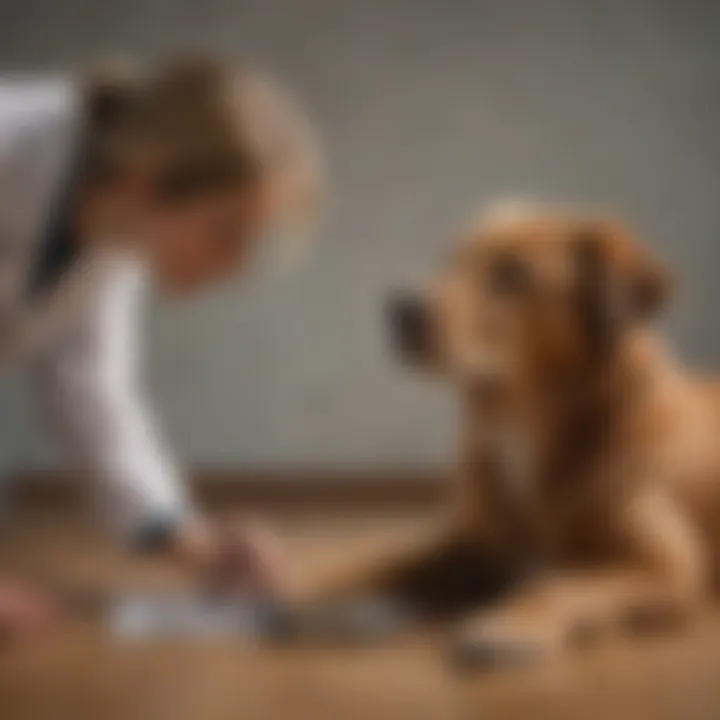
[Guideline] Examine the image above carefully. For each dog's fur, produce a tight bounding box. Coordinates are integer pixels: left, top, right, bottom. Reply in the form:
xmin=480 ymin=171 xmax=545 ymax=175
xmin=310 ymin=201 xmax=720 ymax=666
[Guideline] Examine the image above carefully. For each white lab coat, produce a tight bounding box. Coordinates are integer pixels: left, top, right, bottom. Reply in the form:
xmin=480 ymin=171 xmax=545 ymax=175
xmin=0 ymin=78 xmax=190 ymax=543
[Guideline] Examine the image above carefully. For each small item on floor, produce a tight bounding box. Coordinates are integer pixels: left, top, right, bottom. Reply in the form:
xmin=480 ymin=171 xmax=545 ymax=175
xmin=35 ymin=578 xmax=273 ymax=640
xmin=105 ymin=594 xmax=415 ymax=642
xmin=109 ymin=593 xmax=285 ymax=640
xmin=38 ymin=574 xmax=417 ymax=643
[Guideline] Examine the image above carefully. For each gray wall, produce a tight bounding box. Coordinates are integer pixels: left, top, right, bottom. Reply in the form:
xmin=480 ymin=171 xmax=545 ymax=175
xmin=0 ymin=0 xmax=719 ymax=470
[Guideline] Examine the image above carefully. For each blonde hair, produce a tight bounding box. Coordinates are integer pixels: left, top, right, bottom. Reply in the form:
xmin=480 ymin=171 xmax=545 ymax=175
xmin=82 ymin=55 xmax=324 ymax=239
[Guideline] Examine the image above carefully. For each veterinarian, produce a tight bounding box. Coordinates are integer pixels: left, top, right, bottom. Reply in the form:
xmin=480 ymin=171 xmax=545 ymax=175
xmin=0 ymin=55 xmax=321 ymax=639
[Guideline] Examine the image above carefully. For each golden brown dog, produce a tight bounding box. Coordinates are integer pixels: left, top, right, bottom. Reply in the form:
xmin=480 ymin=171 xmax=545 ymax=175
xmin=310 ymin=201 xmax=720 ymax=668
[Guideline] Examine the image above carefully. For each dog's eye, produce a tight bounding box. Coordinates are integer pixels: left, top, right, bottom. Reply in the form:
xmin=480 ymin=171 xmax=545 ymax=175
xmin=485 ymin=253 xmax=529 ymax=296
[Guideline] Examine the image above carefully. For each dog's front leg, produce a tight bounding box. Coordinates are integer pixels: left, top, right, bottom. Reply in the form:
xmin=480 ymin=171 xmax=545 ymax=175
xmin=260 ymin=522 xmax=519 ymax=644
xmin=450 ymin=491 xmax=708 ymax=669
xmin=302 ymin=520 xmax=518 ymax=618
xmin=298 ymin=454 xmax=524 ymax=618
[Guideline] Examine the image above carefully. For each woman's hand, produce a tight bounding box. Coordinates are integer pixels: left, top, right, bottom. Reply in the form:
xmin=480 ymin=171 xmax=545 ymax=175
xmin=171 ymin=517 xmax=284 ymax=598
xmin=0 ymin=578 xmax=57 ymax=643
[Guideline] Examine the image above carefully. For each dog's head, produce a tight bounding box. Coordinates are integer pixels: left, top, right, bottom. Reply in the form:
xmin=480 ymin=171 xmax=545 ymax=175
xmin=388 ymin=202 xmax=672 ymax=394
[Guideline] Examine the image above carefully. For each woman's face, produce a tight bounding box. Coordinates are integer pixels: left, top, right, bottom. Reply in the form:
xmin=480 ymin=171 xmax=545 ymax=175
xmin=145 ymin=185 xmax=270 ymax=295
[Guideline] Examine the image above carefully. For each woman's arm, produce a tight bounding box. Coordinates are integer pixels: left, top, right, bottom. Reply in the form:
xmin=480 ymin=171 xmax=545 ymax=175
xmin=30 ymin=249 xmax=194 ymax=546
xmin=30 ymin=248 xmax=280 ymax=593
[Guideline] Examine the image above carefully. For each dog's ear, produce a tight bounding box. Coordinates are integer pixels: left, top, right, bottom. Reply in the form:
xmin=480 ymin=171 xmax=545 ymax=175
xmin=573 ymin=219 xmax=672 ymax=353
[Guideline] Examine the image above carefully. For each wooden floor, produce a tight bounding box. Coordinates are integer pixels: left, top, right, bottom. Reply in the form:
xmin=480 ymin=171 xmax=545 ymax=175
xmin=1 ymin=507 xmax=720 ymax=720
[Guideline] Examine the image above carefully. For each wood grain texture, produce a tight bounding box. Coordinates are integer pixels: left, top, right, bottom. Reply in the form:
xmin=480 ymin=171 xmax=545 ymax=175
xmin=1 ymin=508 xmax=720 ymax=720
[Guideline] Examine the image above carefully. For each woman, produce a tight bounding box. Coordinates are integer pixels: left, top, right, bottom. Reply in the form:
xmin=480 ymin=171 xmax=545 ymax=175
xmin=0 ymin=55 xmax=322 ymax=639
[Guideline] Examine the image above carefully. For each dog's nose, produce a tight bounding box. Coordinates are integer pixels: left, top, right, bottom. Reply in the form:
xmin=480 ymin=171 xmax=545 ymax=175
xmin=387 ymin=293 xmax=430 ymax=356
